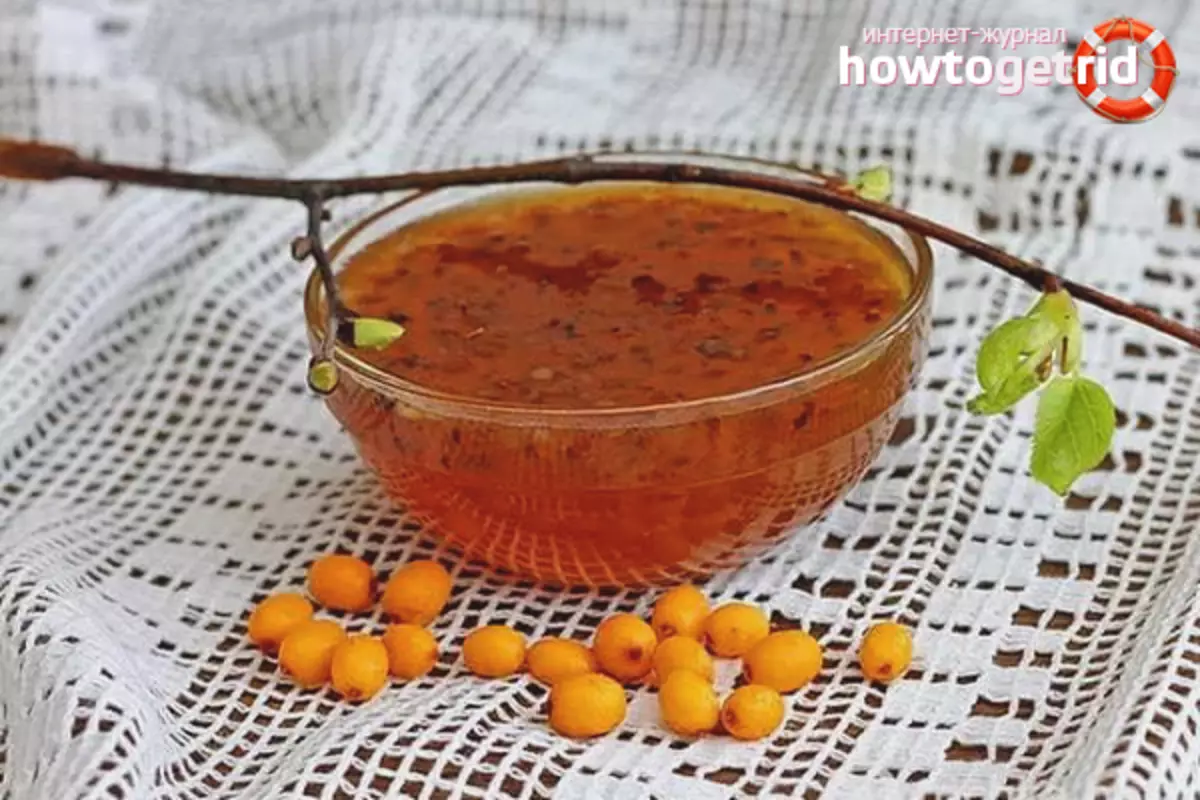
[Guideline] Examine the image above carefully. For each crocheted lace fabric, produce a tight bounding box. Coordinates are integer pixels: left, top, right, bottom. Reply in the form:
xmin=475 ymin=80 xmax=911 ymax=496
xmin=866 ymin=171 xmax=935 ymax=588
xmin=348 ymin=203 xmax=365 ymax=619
xmin=1 ymin=0 xmax=1199 ymax=797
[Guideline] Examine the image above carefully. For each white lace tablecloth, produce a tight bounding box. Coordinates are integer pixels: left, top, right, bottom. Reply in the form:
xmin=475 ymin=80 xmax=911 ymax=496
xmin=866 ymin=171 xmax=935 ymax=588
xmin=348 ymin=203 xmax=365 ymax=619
xmin=2 ymin=1 xmax=1200 ymax=797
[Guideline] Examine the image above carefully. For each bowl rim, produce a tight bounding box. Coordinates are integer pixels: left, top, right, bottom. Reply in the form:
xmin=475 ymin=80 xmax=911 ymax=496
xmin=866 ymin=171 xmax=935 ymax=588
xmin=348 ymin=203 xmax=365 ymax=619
xmin=303 ymin=151 xmax=933 ymax=422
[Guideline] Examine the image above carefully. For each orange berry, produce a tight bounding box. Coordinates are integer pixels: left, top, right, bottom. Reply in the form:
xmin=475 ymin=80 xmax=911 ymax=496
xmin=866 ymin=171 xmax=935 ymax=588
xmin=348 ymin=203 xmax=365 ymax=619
xmin=593 ymin=614 xmax=657 ymax=683
xmin=331 ymin=635 xmax=390 ymax=702
xmin=381 ymin=560 xmax=452 ymax=626
xmin=308 ymin=554 xmax=374 ymax=612
xmin=526 ymin=638 xmax=597 ymax=686
xmin=658 ymin=670 xmax=720 ymax=736
xmin=462 ymin=625 xmax=526 ymax=678
xmin=742 ymin=630 xmax=823 ymax=693
xmin=720 ymin=685 xmax=785 ymax=741
xmin=858 ymin=622 xmax=913 ymax=683
xmin=247 ymin=592 xmax=313 ymax=653
xmin=652 ymin=636 xmax=714 ymax=684
xmin=704 ymin=602 xmax=770 ymax=657
xmin=382 ymin=623 xmax=440 ymax=680
xmin=279 ymin=619 xmax=346 ymax=688
xmin=549 ymin=673 xmax=627 ymax=738
xmin=652 ymin=585 xmax=710 ymax=640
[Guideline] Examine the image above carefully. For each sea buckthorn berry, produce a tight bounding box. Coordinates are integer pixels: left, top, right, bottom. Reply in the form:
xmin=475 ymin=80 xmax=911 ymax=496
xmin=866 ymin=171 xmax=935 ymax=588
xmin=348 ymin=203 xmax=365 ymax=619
xmin=549 ymin=673 xmax=627 ymax=738
xmin=593 ymin=613 xmax=657 ymax=683
xmin=462 ymin=625 xmax=527 ymax=678
xmin=859 ymin=622 xmax=913 ymax=683
xmin=331 ymin=635 xmax=390 ymax=702
xmin=308 ymin=554 xmax=374 ymax=612
xmin=742 ymin=630 xmax=823 ymax=693
xmin=720 ymin=684 xmax=785 ymax=741
xmin=382 ymin=623 xmax=439 ymax=680
xmin=381 ymin=560 xmax=452 ymax=626
xmin=704 ymin=602 xmax=770 ymax=658
xmin=279 ymin=619 xmax=346 ymax=688
xmin=651 ymin=585 xmax=710 ymax=641
xmin=652 ymin=635 xmax=714 ymax=684
xmin=527 ymin=638 xmax=597 ymax=686
xmin=658 ymin=670 xmax=720 ymax=736
xmin=248 ymin=592 xmax=314 ymax=653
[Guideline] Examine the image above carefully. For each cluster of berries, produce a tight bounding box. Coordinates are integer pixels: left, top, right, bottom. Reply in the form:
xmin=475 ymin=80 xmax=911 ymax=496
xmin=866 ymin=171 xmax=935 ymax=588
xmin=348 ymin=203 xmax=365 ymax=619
xmin=246 ymin=556 xmax=913 ymax=740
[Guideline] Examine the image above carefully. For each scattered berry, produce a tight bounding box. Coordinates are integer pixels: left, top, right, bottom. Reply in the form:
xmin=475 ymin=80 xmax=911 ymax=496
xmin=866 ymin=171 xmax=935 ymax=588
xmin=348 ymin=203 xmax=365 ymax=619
xmin=742 ymin=630 xmax=823 ymax=693
xmin=858 ymin=622 xmax=913 ymax=683
xmin=279 ymin=619 xmax=346 ymax=688
xmin=526 ymin=638 xmax=597 ymax=686
xmin=331 ymin=635 xmax=390 ymax=701
xmin=652 ymin=635 xmax=714 ymax=684
xmin=593 ymin=613 xmax=657 ymax=682
xmin=720 ymin=684 xmax=785 ymax=741
xmin=651 ymin=585 xmax=710 ymax=640
xmin=381 ymin=560 xmax=452 ymax=626
xmin=658 ymin=670 xmax=720 ymax=736
xmin=463 ymin=625 xmax=527 ymax=678
xmin=308 ymin=554 xmax=374 ymax=612
xmin=704 ymin=602 xmax=770 ymax=657
xmin=247 ymin=592 xmax=314 ymax=653
xmin=549 ymin=673 xmax=627 ymax=738
xmin=382 ymin=623 xmax=440 ymax=680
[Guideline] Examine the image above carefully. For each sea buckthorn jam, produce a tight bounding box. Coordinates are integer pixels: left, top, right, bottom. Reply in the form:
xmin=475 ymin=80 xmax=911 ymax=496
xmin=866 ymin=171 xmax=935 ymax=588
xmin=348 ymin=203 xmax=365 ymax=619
xmin=318 ymin=182 xmax=929 ymax=585
xmin=338 ymin=184 xmax=909 ymax=407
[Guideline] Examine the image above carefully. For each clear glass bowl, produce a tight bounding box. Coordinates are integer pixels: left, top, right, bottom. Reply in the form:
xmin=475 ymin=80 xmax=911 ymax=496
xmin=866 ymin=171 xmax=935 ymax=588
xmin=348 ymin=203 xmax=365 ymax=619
xmin=304 ymin=154 xmax=933 ymax=587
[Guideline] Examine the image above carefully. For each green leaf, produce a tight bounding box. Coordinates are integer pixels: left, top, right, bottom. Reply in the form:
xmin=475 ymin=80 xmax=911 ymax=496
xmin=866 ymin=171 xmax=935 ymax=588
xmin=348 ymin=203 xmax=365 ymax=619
xmin=966 ymin=290 xmax=1085 ymax=416
xmin=966 ymin=369 xmax=1043 ymax=415
xmin=1030 ymin=375 xmax=1116 ymax=495
xmin=851 ymin=166 xmax=892 ymax=202
xmin=967 ymin=317 xmax=1060 ymax=415
xmin=965 ymin=289 xmax=1109 ymax=495
xmin=349 ymin=317 xmax=407 ymax=349
xmin=975 ymin=317 xmax=1054 ymax=392
xmin=1060 ymin=304 xmax=1083 ymax=373
xmin=1029 ymin=290 xmax=1077 ymax=332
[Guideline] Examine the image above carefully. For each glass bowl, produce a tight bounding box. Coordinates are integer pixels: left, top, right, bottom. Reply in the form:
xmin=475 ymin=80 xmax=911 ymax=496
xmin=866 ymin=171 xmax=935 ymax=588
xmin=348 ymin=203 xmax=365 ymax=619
xmin=304 ymin=154 xmax=933 ymax=587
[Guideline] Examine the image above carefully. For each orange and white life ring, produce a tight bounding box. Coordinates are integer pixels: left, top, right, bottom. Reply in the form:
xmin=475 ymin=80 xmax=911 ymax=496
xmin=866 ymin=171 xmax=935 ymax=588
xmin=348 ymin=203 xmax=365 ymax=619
xmin=1074 ymin=17 xmax=1177 ymax=123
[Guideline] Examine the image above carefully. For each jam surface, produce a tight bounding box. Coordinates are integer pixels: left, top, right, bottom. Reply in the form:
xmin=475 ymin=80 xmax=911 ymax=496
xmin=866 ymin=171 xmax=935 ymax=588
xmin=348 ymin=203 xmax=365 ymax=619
xmin=337 ymin=182 xmax=910 ymax=408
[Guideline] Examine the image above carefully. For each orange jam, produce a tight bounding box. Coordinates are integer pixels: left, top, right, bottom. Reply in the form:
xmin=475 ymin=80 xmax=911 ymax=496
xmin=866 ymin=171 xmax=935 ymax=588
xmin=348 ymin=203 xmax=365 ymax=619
xmin=338 ymin=183 xmax=909 ymax=407
xmin=320 ymin=183 xmax=928 ymax=585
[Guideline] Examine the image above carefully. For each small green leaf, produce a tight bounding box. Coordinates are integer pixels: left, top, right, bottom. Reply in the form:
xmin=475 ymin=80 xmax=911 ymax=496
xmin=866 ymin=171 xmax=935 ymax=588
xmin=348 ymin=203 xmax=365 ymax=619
xmin=967 ymin=318 xmax=1060 ymax=415
xmin=1030 ymin=375 xmax=1116 ymax=495
xmin=1029 ymin=290 xmax=1076 ymax=331
xmin=975 ymin=317 xmax=1057 ymax=392
xmin=307 ymin=358 xmax=339 ymax=395
xmin=966 ymin=290 xmax=1086 ymax=416
xmin=851 ymin=166 xmax=892 ymax=202
xmin=969 ymin=357 xmax=1046 ymax=417
xmin=349 ymin=317 xmax=406 ymax=349
xmin=966 ymin=368 xmax=1043 ymax=415
xmin=966 ymin=289 xmax=1110 ymax=494
xmin=1060 ymin=305 xmax=1083 ymax=373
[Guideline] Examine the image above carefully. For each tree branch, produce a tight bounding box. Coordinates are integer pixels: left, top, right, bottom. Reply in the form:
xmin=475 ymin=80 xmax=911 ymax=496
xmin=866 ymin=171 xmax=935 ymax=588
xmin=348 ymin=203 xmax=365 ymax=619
xmin=3 ymin=137 xmax=1197 ymax=349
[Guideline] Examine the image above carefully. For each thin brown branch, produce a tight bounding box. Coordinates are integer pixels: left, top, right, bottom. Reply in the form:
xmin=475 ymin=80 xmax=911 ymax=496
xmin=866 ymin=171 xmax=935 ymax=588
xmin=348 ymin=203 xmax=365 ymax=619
xmin=0 ymin=139 xmax=314 ymax=198
xmin=3 ymin=137 xmax=1198 ymax=349
xmin=298 ymin=194 xmax=341 ymax=362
